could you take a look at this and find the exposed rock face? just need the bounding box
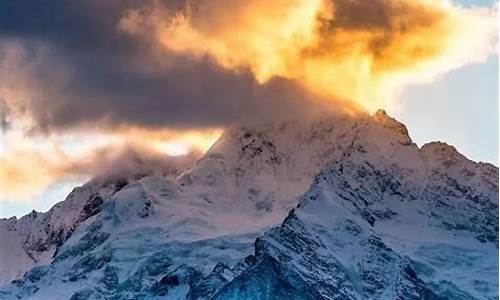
[0,110,497,300]
[0,185,115,287]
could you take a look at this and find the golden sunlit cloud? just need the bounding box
[118,127,224,156]
[120,0,498,111]
[0,126,222,201]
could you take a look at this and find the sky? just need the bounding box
[0,0,498,218]
[391,55,499,164]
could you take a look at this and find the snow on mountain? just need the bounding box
[175,109,361,235]
[0,109,497,300]
[0,153,195,287]
[0,108,358,299]
[213,111,498,300]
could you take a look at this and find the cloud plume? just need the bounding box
[0,0,496,132]
[121,0,498,110]
[0,0,332,134]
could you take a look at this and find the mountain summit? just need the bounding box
[0,110,497,300]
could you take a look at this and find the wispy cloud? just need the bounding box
[0,126,220,201]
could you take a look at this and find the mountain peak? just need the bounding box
[372,109,411,141]
[420,141,470,168]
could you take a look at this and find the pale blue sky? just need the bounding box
[458,0,496,5]
[0,181,81,219]
[390,55,499,165]
[0,0,498,218]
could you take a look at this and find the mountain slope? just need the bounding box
[0,183,118,287]
[213,111,498,300]
[0,108,359,299]
[0,109,497,300]
[0,154,194,287]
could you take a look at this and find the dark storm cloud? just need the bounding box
[0,0,318,132]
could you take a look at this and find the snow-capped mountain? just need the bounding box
[0,109,497,300]
[214,111,498,300]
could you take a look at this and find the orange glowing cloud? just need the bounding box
[0,127,222,201]
[119,0,498,111]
